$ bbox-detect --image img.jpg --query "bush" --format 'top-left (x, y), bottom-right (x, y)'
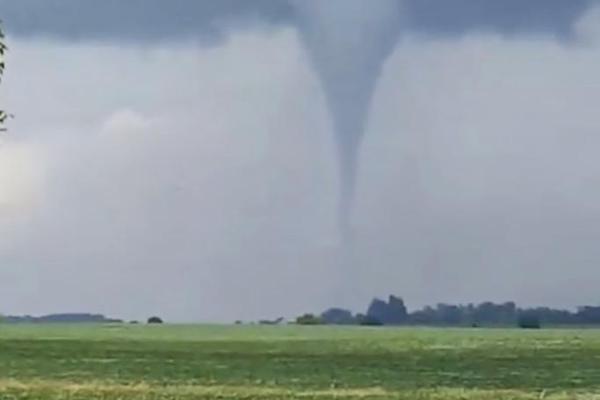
top-left (147, 316), bottom-right (163, 324)
top-left (518, 313), bottom-right (541, 329)
top-left (320, 308), bottom-right (356, 325)
top-left (259, 317), bottom-right (284, 325)
top-left (295, 313), bottom-right (322, 325)
top-left (357, 314), bottom-right (383, 326)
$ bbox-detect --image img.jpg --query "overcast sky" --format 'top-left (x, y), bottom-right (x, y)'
top-left (1, 1), bottom-right (600, 322)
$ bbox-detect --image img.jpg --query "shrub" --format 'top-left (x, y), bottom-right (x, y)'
top-left (147, 316), bottom-right (163, 324)
top-left (518, 313), bottom-right (541, 329)
top-left (259, 317), bottom-right (284, 325)
top-left (295, 313), bottom-right (322, 325)
top-left (357, 314), bottom-right (383, 326)
top-left (321, 308), bottom-right (356, 325)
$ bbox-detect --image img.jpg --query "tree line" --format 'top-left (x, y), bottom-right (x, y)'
top-left (303, 296), bottom-right (600, 328)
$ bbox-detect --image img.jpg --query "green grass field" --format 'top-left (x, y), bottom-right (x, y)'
top-left (1, 324), bottom-right (600, 399)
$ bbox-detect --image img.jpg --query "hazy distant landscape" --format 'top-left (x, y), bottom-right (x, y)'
top-left (7, 294), bottom-right (600, 327)
top-left (3, 0), bottom-right (600, 398)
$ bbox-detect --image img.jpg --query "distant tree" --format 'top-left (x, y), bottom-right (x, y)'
top-left (321, 308), bottom-right (356, 325)
top-left (576, 306), bottom-right (600, 324)
top-left (318, 295), bottom-right (600, 328)
top-left (436, 303), bottom-right (463, 325)
top-left (295, 313), bottom-right (322, 325)
top-left (147, 316), bottom-right (163, 324)
top-left (408, 305), bottom-right (437, 325)
top-left (259, 317), bottom-right (284, 325)
top-left (366, 295), bottom-right (407, 325)
top-left (386, 295), bottom-right (408, 324)
top-left (357, 314), bottom-right (383, 326)
top-left (366, 298), bottom-right (388, 323)
top-left (472, 302), bottom-right (498, 325)
top-left (518, 312), bottom-right (541, 329)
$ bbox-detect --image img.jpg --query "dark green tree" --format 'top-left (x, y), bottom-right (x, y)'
top-left (517, 312), bottom-right (541, 329)
top-left (295, 313), bottom-right (322, 325)
top-left (147, 316), bottom-right (163, 324)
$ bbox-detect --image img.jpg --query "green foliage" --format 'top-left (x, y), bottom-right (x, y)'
top-left (321, 308), bottom-right (356, 325)
top-left (518, 312), bottom-right (541, 329)
top-left (366, 296), bottom-right (407, 325)
top-left (147, 316), bottom-right (163, 324)
top-left (295, 313), bottom-right (322, 325)
top-left (357, 314), bottom-right (383, 326)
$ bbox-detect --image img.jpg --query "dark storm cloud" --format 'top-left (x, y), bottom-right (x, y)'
top-left (0, 0), bottom-right (595, 43)
top-left (0, 0), bottom-right (294, 43)
top-left (404, 0), bottom-right (594, 39)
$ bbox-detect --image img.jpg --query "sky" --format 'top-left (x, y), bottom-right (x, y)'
top-left (1, 1), bottom-right (600, 322)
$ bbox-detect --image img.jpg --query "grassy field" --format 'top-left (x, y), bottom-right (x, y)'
top-left (1, 324), bottom-right (600, 399)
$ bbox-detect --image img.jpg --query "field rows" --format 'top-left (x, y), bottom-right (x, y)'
top-left (2, 325), bottom-right (600, 399)
top-left (3, 380), bottom-right (600, 400)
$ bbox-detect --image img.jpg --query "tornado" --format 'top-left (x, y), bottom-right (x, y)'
top-left (293, 0), bottom-right (403, 240)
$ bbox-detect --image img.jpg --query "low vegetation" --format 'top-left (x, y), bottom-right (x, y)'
top-left (1, 324), bottom-right (600, 399)
top-left (295, 313), bottom-right (322, 325)
top-left (147, 316), bottom-right (164, 324)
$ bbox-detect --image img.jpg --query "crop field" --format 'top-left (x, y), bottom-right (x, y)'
top-left (1, 325), bottom-right (600, 399)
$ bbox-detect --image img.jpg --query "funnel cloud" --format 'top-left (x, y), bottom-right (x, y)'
top-left (294, 0), bottom-right (402, 238)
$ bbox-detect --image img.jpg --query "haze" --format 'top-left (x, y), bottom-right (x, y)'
top-left (1, 1), bottom-right (600, 322)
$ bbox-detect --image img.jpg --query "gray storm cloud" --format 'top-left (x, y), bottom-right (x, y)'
top-left (0, 0), bottom-right (592, 42)
top-left (0, 0), bottom-right (593, 237)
